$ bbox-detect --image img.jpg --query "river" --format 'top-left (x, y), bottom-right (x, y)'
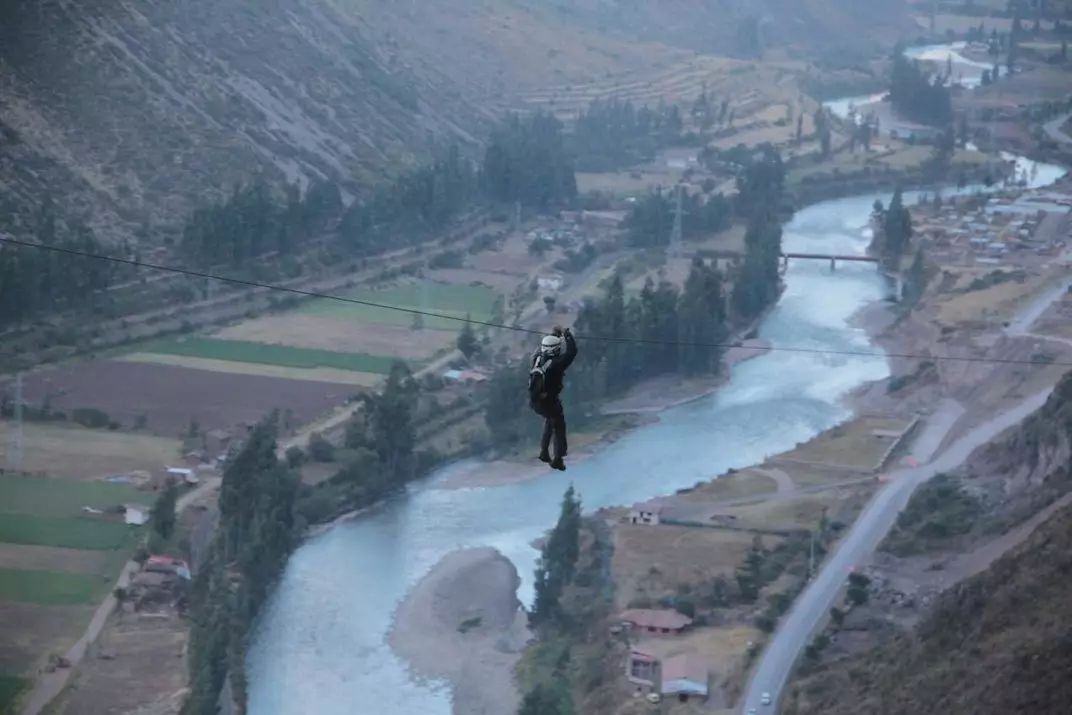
top-left (245, 47), bottom-right (1068, 715)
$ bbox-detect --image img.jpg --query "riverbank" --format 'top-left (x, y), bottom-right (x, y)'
top-left (436, 338), bottom-right (773, 490)
top-left (387, 548), bottom-right (531, 715)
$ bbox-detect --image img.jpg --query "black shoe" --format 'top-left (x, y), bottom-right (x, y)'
top-left (550, 458), bottom-right (566, 471)
top-left (538, 452), bottom-right (551, 464)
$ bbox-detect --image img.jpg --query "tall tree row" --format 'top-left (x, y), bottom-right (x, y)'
top-left (889, 53), bottom-right (954, 127)
top-left (481, 111), bottom-right (577, 209)
top-left (184, 415), bottom-right (299, 715)
top-left (0, 196), bottom-right (124, 328)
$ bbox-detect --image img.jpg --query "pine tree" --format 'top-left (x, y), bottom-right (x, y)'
top-left (456, 316), bottom-right (479, 360)
top-left (150, 479), bottom-right (179, 541)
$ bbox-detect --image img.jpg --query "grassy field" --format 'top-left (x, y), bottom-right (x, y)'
top-left (299, 281), bottom-right (501, 330)
top-left (0, 514), bottom-right (136, 551)
top-left (0, 674), bottom-right (28, 714)
top-left (0, 568), bottom-right (101, 606)
top-left (935, 269), bottom-right (1056, 326)
top-left (117, 353), bottom-right (384, 387)
top-left (611, 524), bottom-right (772, 609)
top-left (719, 490), bottom-right (871, 532)
top-left (682, 468), bottom-right (781, 501)
top-left (0, 422), bottom-right (180, 481)
top-left (140, 337), bottom-right (402, 374)
top-left (0, 472), bottom-right (144, 685)
top-left (776, 416), bottom-right (912, 472)
top-left (0, 474), bottom-right (148, 519)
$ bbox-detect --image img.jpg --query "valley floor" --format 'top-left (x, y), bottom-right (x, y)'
top-left (386, 183), bottom-right (1072, 714)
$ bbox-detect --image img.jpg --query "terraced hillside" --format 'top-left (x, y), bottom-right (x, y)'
top-left (517, 0), bottom-right (919, 61)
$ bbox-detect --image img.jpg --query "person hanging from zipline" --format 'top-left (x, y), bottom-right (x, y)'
top-left (528, 325), bottom-right (578, 471)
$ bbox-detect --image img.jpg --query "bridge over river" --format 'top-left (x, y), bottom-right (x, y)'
top-left (780, 252), bottom-right (879, 270)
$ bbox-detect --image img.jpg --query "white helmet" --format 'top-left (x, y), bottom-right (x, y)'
top-left (540, 334), bottom-right (562, 356)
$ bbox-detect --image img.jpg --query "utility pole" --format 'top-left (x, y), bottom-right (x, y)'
top-left (13, 372), bottom-right (23, 473)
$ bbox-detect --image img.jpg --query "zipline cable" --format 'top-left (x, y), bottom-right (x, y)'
top-left (1, 235), bottom-right (1069, 367)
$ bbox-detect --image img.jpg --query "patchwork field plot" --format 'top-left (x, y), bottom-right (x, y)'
top-left (0, 514), bottom-right (134, 551)
top-left (0, 473), bottom-right (147, 689)
top-left (117, 353), bottom-right (382, 387)
top-left (0, 474), bottom-right (150, 517)
top-left (0, 602), bottom-right (96, 678)
top-left (0, 422), bottom-right (179, 480)
top-left (0, 568), bottom-right (101, 606)
top-left (299, 281), bottom-right (501, 330)
top-left (0, 674), bottom-right (28, 713)
top-left (213, 314), bottom-right (447, 361)
top-left (0, 544), bottom-right (110, 574)
top-left (136, 337), bottom-right (399, 374)
top-left (14, 360), bottom-right (357, 437)
top-left (775, 416), bottom-right (913, 473)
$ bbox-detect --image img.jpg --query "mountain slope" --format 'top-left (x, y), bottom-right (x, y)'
top-left (790, 492), bottom-right (1072, 715)
top-left (0, 0), bottom-right (914, 245)
top-left (788, 372), bottom-right (1072, 715)
top-left (0, 0), bottom-right (489, 240)
top-left (0, 0), bottom-right (699, 242)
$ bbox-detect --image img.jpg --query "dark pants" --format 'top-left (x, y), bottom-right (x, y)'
top-left (537, 398), bottom-right (568, 459)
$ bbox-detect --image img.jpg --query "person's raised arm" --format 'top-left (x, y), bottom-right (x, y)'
top-left (560, 328), bottom-right (577, 369)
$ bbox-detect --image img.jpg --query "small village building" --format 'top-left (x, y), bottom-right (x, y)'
top-left (145, 555), bottom-right (192, 580)
top-left (442, 369), bottom-right (489, 384)
top-left (124, 504), bottom-right (149, 526)
top-left (628, 502), bottom-right (662, 526)
top-left (618, 609), bottom-right (693, 635)
top-left (167, 467), bottom-right (199, 485)
top-left (626, 650), bottom-right (658, 686)
top-left (537, 275), bottom-right (564, 291)
top-left (660, 653), bottom-right (709, 702)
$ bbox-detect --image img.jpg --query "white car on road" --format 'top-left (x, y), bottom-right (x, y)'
top-left (761, 692), bottom-right (772, 706)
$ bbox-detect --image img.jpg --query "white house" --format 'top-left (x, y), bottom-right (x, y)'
top-left (166, 467), bottom-right (199, 485)
top-left (628, 501), bottom-right (662, 526)
top-left (537, 275), bottom-right (564, 291)
top-left (124, 504), bottom-right (149, 526)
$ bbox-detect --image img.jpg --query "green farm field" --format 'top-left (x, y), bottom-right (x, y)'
top-left (298, 281), bottom-right (501, 330)
top-left (0, 474), bottom-right (149, 519)
top-left (0, 675), bottom-right (27, 714)
top-left (0, 568), bottom-right (101, 606)
top-left (0, 514), bottom-right (137, 551)
top-left (140, 337), bottom-right (402, 374)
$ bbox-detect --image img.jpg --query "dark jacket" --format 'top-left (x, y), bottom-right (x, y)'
top-left (532, 332), bottom-right (577, 399)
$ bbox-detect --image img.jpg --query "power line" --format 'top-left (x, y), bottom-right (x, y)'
top-left (0, 235), bottom-right (1069, 367)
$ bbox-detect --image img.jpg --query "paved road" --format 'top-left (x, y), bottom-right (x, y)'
top-left (1004, 275), bottom-right (1072, 338)
top-left (1043, 112), bottom-right (1072, 145)
top-left (738, 386), bottom-right (1053, 714)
